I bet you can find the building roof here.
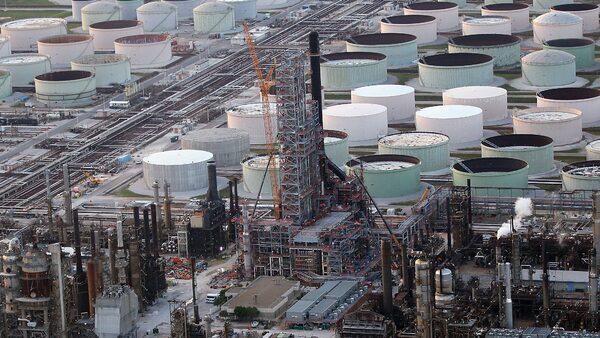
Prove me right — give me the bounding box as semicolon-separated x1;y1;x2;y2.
286;300;316;315
223;276;298;310
522;50;575;65
302;281;341;301
308;298;337;316
533;11;582;25
325;280;357;299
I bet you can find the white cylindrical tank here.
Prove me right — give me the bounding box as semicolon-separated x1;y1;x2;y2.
443;86;508;123
416;105;483;144
418;53;494;90
0;36;11;57
462;15;512;35
481;3;530;32
71;54;131;87
241;155;280;196
532;11;582;44
561;161;600;191
116;0;144;20
217;0;257;20
34;70;97;107
448;34;521;67
346;33;417;69
89;20;144;52
181;128;250;167
1;18;67;51
323;103;388;146
163;0;201;20
143;150;214;192
193;2;235;33
380;15;437;45
0;70;12;99
537;87;600;125
586;140;600;161
551;3;599;32
533;0;572;11
320;52;388;91
72;0;96;22
404;2;459;32
512;107;582;146
345;155;422;198
81;1;121;32
324;130;350;169
137;2;178;32
521;50;576;87
0;54;51;87
114;34;172;69
226;103;277;145
37;35;94;69
435;268;453;294
378;132;450;172
351;85;415;123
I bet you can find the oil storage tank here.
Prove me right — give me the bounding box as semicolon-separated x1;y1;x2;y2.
34;70;96;107
532;11;582;44
143;150;214;192
512;107;582;146
462;16;512;36
452;157;529;196
481;3;530;32
73;0;96;22
89;20;144;52
163;0;201;20
533;0;572;11
543;38;595;69
561;161;600;191
418;53;494;90
137;2;178;32
586;140;600;160
481;134;554;175
193;2;235;33
114;34;172;69
380;15;437;45
521;50;576;87
346;155;421;198
217;0;257;20
226;103;277;145
324;130;350;169
0;36;11;57
320;52;387;91
551;3;599;32
346;33;417;69
404;2;459;32
323;103;388;146
416;105;483;144
0;71;12;98
81;1;121;31
443;86;508;123
448;34;520;67
0;54;51;86
37;35;94;69
71;54;131;87
116;0;144;20
181;128;250;167
241;155;280;196
1;18;67;51
351;85;415;123
536;88;600;125
378;132;450;172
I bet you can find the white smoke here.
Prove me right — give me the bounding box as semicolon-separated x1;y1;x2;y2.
496;197;533;238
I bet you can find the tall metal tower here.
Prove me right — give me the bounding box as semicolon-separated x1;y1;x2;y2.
276;51;321;226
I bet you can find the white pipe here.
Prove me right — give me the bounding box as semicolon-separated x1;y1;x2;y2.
504;262;513;329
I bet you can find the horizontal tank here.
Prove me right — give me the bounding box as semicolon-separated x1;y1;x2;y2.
481;134;554;175
34;70;96;107
443;86;508;123
346;33;417;69
324;130;350;170
0;54;51;87
114;34;173;69
586;140;600;161
404;2;459;32
320;52;387;91
543;38;595;69
241;155;280;197
346;154;421;198
193;2;235;33
217;0;257;20
1;18;67;51
452;157;529;196
378;132;450;172
226;103;277;145
561;161;600;191
481;3;530;32
551;3;599;32
181;128;250;167
81;1;121;32
416;105;483;144
351;85;415;123
536;87;600;125
521;50;576;87
448;34;520;67
532;11;582;45
89;20;145;52
71;54;131;87
37;34;94;69
512;107;582;146
462;15;512;36
137;2;178;32
380;15;437;45
323;103;388;146
0;70;12;98
418;53;494;89
163;0;202;20
143;150;214;192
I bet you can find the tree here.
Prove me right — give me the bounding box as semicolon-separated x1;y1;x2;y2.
233;306;261;320
214;290;229;306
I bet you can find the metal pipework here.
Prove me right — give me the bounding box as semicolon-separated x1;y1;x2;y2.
381;239;393;317
542;237;550;326
512;234;521;284
591;249;598;313
62;164;72;242
504;262;513;329
45;169;53;227
163;180;172;230
143;208;151;256
49;243;66;335
594;193;600;273
151;203;160;257
87;259;97;316
309;31;323;125
243;205;253;279
415;258;433;338
152;181;162;226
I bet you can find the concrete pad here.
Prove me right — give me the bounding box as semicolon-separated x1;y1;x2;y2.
508;77;588;91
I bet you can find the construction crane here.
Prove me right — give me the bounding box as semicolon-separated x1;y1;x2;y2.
243;22;282;219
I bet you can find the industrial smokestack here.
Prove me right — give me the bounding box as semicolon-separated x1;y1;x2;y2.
381;240;393;317
207;160;219;202
163;181;172;230
591;249;598;314
512;234;521;284
73;209;89;315
151;203;160;257
152;181;162;225
62;164;72;242
108;232;118;285
446;197;452;254
87;259;97;316
49;243;67;335
133;206;141;237
143;208;151;256
503;262;513;329
309;31;323;125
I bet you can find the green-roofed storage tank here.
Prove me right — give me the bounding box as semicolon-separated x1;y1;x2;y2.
452;157;529;196
481;134;554;175
346;154;421;198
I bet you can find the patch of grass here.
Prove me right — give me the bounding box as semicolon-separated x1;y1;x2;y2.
325;93;350;100
191;187;230;200
451;152;481;160
115;187;150;198
67;22;80;33
585;127;600;136
389;72;416;85
507;96;537;104
554;155;586;164
0;9;71;20
4;0;57;6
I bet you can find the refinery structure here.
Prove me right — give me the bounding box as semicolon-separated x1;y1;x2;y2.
1;0;600;337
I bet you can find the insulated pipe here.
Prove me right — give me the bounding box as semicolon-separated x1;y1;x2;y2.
381;239;393;317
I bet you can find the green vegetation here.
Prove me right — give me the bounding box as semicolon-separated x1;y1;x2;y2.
233;306;260;320
115;187;149;198
0;9;71;20
324;93;350;100
192;187;231;200
389;72;416;85
213;290;230;306
554;155;586;164
67;22;80;33
4;0;57;6
451;152;481;160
